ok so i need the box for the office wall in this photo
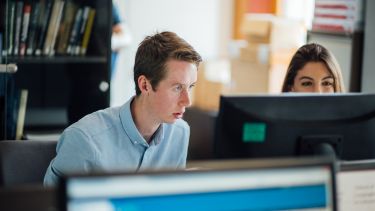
[307,33,352,90]
[361,0,375,92]
[111,0,233,106]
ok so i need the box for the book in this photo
[43,0,64,56]
[15,89,28,140]
[6,0,16,55]
[56,0,77,55]
[80,8,96,56]
[47,0,65,56]
[0,88,28,140]
[19,3,32,56]
[66,7,82,55]
[35,0,53,56]
[4,78,19,140]
[0,33,2,62]
[13,1,24,56]
[73,6,89,55]
[26,1,41,56]
[0,94,4,140]
[0,4,4,58]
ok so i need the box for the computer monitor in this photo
[214,93,375,160]
[60,157,336,211]
[338,159,375,211]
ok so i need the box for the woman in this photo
[281,43,345,93]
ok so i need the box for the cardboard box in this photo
[241,16,272,44]
[240,44,270,64]
[193,55,294,111]
[193,61,230,111]
[230,59,270,94]
[241,14,305,50]
[193,79,224,111]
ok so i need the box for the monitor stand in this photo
[298,135,343,159]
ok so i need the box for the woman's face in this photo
[291,62,335,93]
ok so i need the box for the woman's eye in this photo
[322,81,334,86]
[301,81,312,87]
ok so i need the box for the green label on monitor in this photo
[242,122,266,143]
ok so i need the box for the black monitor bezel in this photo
[214,93,375,160]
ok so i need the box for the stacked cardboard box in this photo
[193,60,231,111]
[236,14,304,94]
[193,15,304,111]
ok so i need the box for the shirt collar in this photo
[151,124,164,146]
[120,96,164,146]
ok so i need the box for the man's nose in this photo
[180,89,192,107]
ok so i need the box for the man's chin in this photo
[164,118,177,124]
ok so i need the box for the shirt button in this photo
[134,141,138,144]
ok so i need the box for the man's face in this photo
[147,59,197,124]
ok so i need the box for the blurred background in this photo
[109,0,372,160]
[111,0,369,109]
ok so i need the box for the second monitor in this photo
[214,93,375,161]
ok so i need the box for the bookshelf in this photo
[0,0,112,138]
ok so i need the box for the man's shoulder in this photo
[70,106,122,135]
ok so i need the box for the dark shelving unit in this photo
[1,0,112,137]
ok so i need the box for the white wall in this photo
[361,0,375,92]
[111,0,233,106]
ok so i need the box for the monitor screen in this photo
[214,93,375,160]
[338,159,375,211]
[60,158,336,211]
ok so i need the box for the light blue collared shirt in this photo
[44,97,190,186]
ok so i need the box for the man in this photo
[44,31,202,186]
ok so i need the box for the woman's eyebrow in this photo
[322,76,334,80]
[298,76,313,81]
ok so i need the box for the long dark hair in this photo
[281,43,345,92]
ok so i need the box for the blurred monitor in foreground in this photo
[214,94,375,161]
[60,157,336,211]
[338,159,375,211]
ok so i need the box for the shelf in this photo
[1,0,111,138]
[5,56,107,64]
[307,30,362,38]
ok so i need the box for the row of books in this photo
[2,0,96,57]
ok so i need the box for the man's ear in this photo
[138,75,151,94]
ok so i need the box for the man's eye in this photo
[188,84,195,91]
[174,85,183,92]
[301,81,312,87]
